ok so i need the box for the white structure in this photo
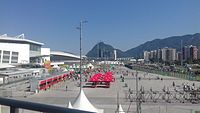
[0,68,38,84]
[114,50,117,60]
[41,48,50,62]
[87,63,94,69]
[143,51,150,61]
[98,61,123,65]
[72,90,104,113]
[0,34,44,64]
[68,101,73,109]
[116,104,125,113]
[0,64,15,69]
[50,51,81,65]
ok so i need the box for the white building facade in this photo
[41,48,51,62]
[0,34,44,64]
[144,51,150,61]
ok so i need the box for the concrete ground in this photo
[1,66,200,113]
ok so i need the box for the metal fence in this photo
[131,66,197,81]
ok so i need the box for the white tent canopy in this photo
[87,63,94,69]
[72,90,103,113]
[52,64,60,69]
[117,104,125,113]
[68,101,73,109]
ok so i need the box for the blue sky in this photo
[1,0,200,55]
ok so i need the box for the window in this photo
[3,51,10,55]
[30,44,41,51]
[11,60,18,63]
[2,51,10,63]
[11,51,18,63]
[0,50,1,62]
[12,52,18,56]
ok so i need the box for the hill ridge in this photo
[86,33,200,58]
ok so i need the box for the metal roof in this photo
[0,64,15,69]
[51,51,80,59]
[0,68,33,76]
[0,34,44,45]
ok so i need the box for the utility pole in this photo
[181,40,183,66]
[115,92,119,113]
[77,20,87,91]
[136,71,141,113]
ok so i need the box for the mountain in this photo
[86,33,200,58]
[125,33,200,57]
[86,42,126,58]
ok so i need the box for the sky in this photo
[1,0,200,55]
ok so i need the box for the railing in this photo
[0,97,93,113]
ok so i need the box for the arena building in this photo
[0,34,44,64]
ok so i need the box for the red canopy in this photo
[89,73,103,82]
[40,80,46,84]
[89,72,115,82]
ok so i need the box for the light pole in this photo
[136,71,141,113]
[77,20,87,91]
[181,40,183,66]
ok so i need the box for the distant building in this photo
[116,57,133,61]
[144,47,176,63]
[190,45,198,60]
[161,47,176,62]
[144,51,150,61]
[157,49,162,61]
[182,45,198,61]
[114,50,117,60]
[149,50,157,60]
[41,48,51,62]
[50,51,81,65]
[176,52,181,61]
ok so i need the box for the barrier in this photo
[0,97,93,113]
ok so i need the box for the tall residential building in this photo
[176,52,181,61]
[182,45,198,61]
[144,51,150,61]
[190,45,198,60]
[161,47,176,62]
[149,50,157,60]
[157,49,162,61]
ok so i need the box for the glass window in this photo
[2,51,10,63]
[30,44,41,51]
[2,60,9,63]
[3,56,9,59]
[3,51,10,56]
[12,52,18,56]
[11,52,18,63]
[0,50,1,61]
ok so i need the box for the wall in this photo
[0,43,29,64]
[41,48,50,61]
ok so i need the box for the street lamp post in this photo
[181,40,183,66]
[77,20,87,91]
[136,71,141,113]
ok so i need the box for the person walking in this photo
[172,81,175,87]
[66,85,68,91]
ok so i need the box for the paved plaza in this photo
[1,66,200,113]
